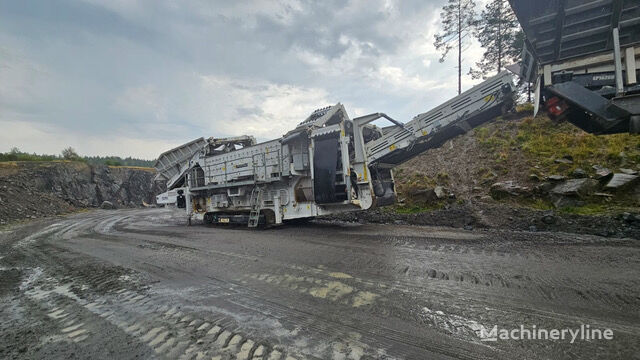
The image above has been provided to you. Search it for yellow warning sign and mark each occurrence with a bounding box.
[484,94,496,102]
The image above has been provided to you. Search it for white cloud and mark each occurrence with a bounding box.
[196,75,333,140]
[376,65,447,92]
[294,34,375,78]
[215,0,304,26]
[291,1,482,100]
[0,47,54,111]
[81,0,305,28]
[113,85,167,122]
[0,0,501,159]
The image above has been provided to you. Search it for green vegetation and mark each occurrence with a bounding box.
[0,147,63,162]
[475,115,640,176]
[472,113,639,214]
[391,110,638,217]
[0,147,155,168]
[515,102,534,113]
[386,201,447,214]
[61,146,82,161]
[521,198,555,211]
[512,199,621,216]
[436,172,450,184]
[84,156,153,167]
[394,175,434,202]
[557,204,609,215]
[516,117,639,174]
[392,171,451,212]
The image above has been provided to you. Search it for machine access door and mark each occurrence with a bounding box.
[312,134,340,204]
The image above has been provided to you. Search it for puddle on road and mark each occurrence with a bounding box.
[328,272,353,279]
[19,266,43,291]
[309,281,353,300]
[248,272,380,308]
[351,291,378,307]
[13,223,65,248]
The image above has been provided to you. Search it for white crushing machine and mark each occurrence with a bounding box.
[153,1,640,227]
[154,71,515,226]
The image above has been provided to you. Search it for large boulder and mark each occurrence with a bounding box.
[550,178,599,208]
[551,178,599,197]
[100,201,115,209]
[619,168,639,176]
[571,168,586,178]
[546,174,566,182]
[533,182,555,195]
[490,181,530,199]
[554,155,573,164]
[605,173,639,190]
[529,173,542,182]
[434,185,447,199]
[403,187,438,204]
[593,165,613,180]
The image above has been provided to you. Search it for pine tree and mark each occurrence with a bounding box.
[469,0,521,79]
[433,0,477,95]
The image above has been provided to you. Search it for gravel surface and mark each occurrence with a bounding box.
[1,208,639,359]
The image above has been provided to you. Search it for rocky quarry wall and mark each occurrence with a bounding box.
[0,161,159,224]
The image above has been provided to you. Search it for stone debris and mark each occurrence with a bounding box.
[605,173,638,189]
[551,179,599,197]
[490,181,530,199]
[546,175,566,181]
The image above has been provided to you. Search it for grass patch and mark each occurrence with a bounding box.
[436,172,449,185]
[524,198,555,211]
[474,125,516,163]
[0,152,68,162]
[474,115,640,177]
[558,204,609,215]
[516,116,639,174]
[1,148,155,167]
[515,102,534,113]
[392,202,446,214]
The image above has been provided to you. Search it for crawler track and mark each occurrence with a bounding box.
[1,208,639,359]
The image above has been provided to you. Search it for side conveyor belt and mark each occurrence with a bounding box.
[358,71,515,168]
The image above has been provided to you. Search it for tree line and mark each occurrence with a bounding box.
[0,147,155,168]
[434,0,524,96]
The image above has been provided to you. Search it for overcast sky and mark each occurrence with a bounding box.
[0,0,489,159]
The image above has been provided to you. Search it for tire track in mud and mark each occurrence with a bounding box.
[3,209,640,359]
[84,211,640,344]
[2,214,398,359]
[17,266,308,360]
[46,234,474,356]
[203,274,482,360]
[101,213,640,314]
[285,231,640,314]
[302,231,636,312]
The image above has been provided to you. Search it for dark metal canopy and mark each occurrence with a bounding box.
[509,0,640,65]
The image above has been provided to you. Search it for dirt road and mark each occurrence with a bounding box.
[1,208,639,359]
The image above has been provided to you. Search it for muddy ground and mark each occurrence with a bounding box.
[1,208,639,359]
[327,201,640,239]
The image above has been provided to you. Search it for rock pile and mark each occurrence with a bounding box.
[490,165,639,207]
